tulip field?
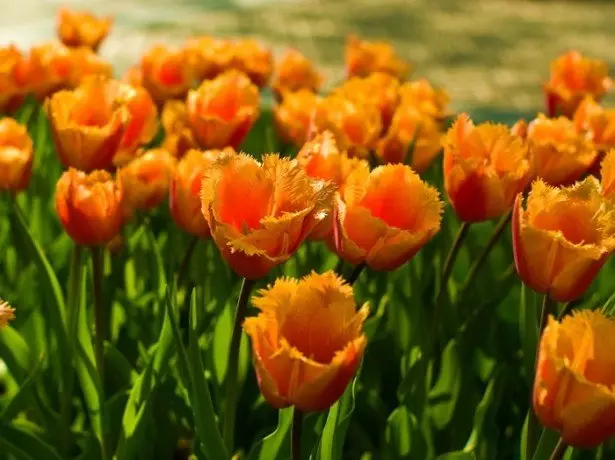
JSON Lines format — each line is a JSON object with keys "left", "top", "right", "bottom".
{"left": 3, "top": 7, "right": 615, "bottom": 460}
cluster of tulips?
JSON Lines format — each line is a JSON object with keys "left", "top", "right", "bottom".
{"left": 2, "top": 6, "right": 615, "bottom": 460}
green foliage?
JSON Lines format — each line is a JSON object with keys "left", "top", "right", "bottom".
{"left": 1, "top": 103, "right": 613, "bottom": 460}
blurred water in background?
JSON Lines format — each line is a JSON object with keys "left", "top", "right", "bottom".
{"left": 1, "top": 0, "right": 614, "bottom": 120}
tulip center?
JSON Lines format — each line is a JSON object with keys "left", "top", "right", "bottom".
{"left": 159, "top": 59, "right": 185, "bottom": 87}
{"left": 71, "top": 95, "right": 113, "bottom": 127}
{"left": 532, "top": 200, "right": 601, "bottom": 245}
{"left": 204, "top": 86, "right": 241, "bottom": 122}
{"left": 280, "top": 287, "right": 356, "bottom": 364}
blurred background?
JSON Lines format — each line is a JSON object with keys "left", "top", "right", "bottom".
{"left": 2, "top": 0, "right": 614, "bottom": 121}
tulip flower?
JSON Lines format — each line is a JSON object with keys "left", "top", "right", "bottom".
{"left": 160, "top": 100, "right": 198, "bottom": 159}
{"left": 573, "top": 96, "right": 615, "bottom": 154}
{"left": 55, "top": 168, "right": 124, "bottom": 246}
{"left": 398, "top": 78, "right": 450, "bottom": 122}
{"left": 243, "top": 271, "right": 368, "bottom": 411}
{"left": 0, "top": 45, "right": 30, "bottom": 113}
{"left": 297, "top": 131, "right": 369, "bottom": 194}
{"left": 512, "top": 177, "right": 615, "bottom": 302}
{"left": 140, "top": 45, "right": 192, "bottom": 104}
{"left": 201, "top": 152, "right": 335, "bottom": 279}
{"left": 534, "top": 310, "right": 615, "bottom": 448}
{"left": 345, "top": 35, "right": 410, "bottom": 80}
{"left": 334, "top": 72, "right": 400, "bottom": 130}
{"left": 46, "top": 76, "right": 129, "bottom": 172}
{"left": 118, "top": 149, "right": 176, "bottom": 216}
{"left": 443, "top": 114, "right": 533, "bottom": 222}
{"left": 170, "top": 148, "right": 231, "bottom": 237}
{"left": 228, "top": 38, "right": 274, "bottom": 88}
{"left": 601, "top": 149, "right": 615, "bottom": 200}
{"left": 184, "top": 36, "right": 233, "bottom": 81}
{"left": 0, "top": 118, "right": 34, "bottom": 192}
{"left": 0, "top": 299, "right": 15, "bottom": 328}
{"left": 332, "top": 164, "right": 443, "bottom": 270}
{"left": 273, "top": 89, "right": 321, "bottom": 147}
{"left": 297, "top": 132, "right": 368, "bottom": 239}
{"left": 527, "top": 114, "right": 597, "bottom": 186}
{"left": 65, "top": 47, "right": 113, "bottom": 89}
{"left": 377, "top": 106, "right": 443, "bottom": 173}
{"left": 272, "top": 49, "right": 322, "bottom": 96}
{"left": 56, "top": 8, "right": 113, "bottom": 52}
{"left": 315, "top": 94, "right": 382, "bottom": 158}
{"left": 112, "top": 83, "right": 159, "bottom": 166}
{"left": 544, "top": 51, "right": 612, "bottom": 118}
{"left": 23, "top": 42, "right": 74, "bottom": 99}
{"left": 187, "top": 70, "right": 260, "bottom": 149}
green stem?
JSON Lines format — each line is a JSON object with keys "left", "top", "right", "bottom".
{"left": 61, "top": 244, "right": 84, "bottom": 457}
{"left": 291, "top": 408, "right": 304, "bottom": 460}
{"left": 550, "top": 438, "right": 568, "bottom": 460}
{"left": 436, "top": 222, "right": 471, "bottom": 304}
{"left": 223, "top": 277, "right": 257, "bottom": 452}
{"left": 347, "top": 263, "right": 366, "bottom": 286}
{"left": 177, "top": 236, "right": 199, "bottom": 288}
{"left": 459, "top": 211, "right": 512, "bottom": 298}
{"left": 90, "top": 245, "right": 108, "bottom": 460}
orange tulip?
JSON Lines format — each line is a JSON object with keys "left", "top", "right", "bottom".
{"left": 55, "top": 168, "right": 124, "bottom": 246}
{"left": 398, "top": 78, "right": 450, "bottom": 122}
{"left": 184, "top": 36, "right": 233, "bottom": 81}
{"left": 0, "top": 45, "right": 29, "bottom": 113}
{"left": 112, "top": 83, "right": 159, "bottom": 166}
{"left": 0, "top": 118, "right": 34, "bottom": 192}
{"left": 527, "top": 114, "right": 597, "bottom": 186}
{"left": 24, "top": 42, "right": 74, "bottom": 99}
{"left": 512, "top": 177, "right": 615, "bottom": 302}
{"left": 534, "top": 310, "right": 615, "bottom": 448}
{"left": 601, "top": 149, "right": 615, "bottom": 199}
{"left": 443, "top": 114, "right": 533, "bottom": 222}
{"left": 297, "top": 131, "right": 369, "bottom": 194}
{"left": 345, "top": 35, "right": 410, "bottom": 80}
{"left": 334, "top": 72, "right": 400, "bottom": 130}
{"left": 544, "top": 50, "right": 612, "bottom": 118}
{"left": 170, "top": 148, "right": 231, "bottom": 237}
{"left": 243, "top": 271, "right": 368, "bottom": 412}
{"left": 56, "top": 8, "right": 113, "bottom": 52}
{"left": 46, "top": 76, "right": 129, "bottom": 172}
{"left": 0, "top": 299, "right": 15, "bottom": 328}
{"left": 227, "top": 38, "right": 274, "bottom": 88}
{"left": 272, "top": 49, "right": 322, "bottom": 96}
{"left": 187, "top": 70, "right": 260, "bottom": 149}
{"left": 140, "top": 45, "right": 192, "bottom": 104}
{"left": 377, "top": 106, "right": 443, "bottom": 173}
{"left": 201, "top": 152, "right": 335, "bottom": 279}
{"left": 273, "top": 89, "right": 321, "bottom": 147}
{"left": 573, "top": 96, "right": 615, "bottom": 154}
{"left": 315, "top": 94, "right": 382, "bottom": 158}
{"left": 66, "top": 46, "right": 113, "bottom": 88}
{"left": 332, "top": 164, "right": 443, "bottom": 270}
{"left": 118, "top": 149, "right": 176, "bottom": 216}
{"left": 160, "top": 100, "right": 198, "bottom": 158}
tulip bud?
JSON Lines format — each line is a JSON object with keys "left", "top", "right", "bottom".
{"left": 55, "top": 168, "right": 124, "bottom": 246}
{"left": 332, "top": 164, "right": 443, "bottom": 270}
{"left": 534, "top": 310, "right": 615, "bottom": 448}
{"left": 0, "top": 118, "right": 34, "bottom": 192}
{"left": 244, "top": 271, "right": 368, "bottom": 411}
{"left": 272, "top": 49, "right": 323, "bottom": 97}
{"left": 56, "top": 8, "right": 113, "bottom": 52}
{"left": 512, "top": 177, "right": 615, "bottom": 302}
{"left": 345, "top": 35, "right": 411, "bottom": 80}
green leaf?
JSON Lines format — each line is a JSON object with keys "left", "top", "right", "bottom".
{"left": 463, "top": 368, "right": 507, "bottom": 460}
{"left": 0, "top": 420, "right": 63, "bottom": 460}
{"left": 436, "top": 452, "right": 477, "bottom": 460}
{"left": 315, "top": 373, "right": 359, "bottom": 460}
{"left": 211, "top": 301, "right": 250, "bottom": 388}
{"left": 0, "top": 354, "right": 45, "bottom": 423}
{"left": 145, "top": 227, "right": 167, "bottom": 300}
{"left": 166, "top": 289, "right": 229, "bottom": 460}
{"left": 0, "top": 325, "right": 31, "bottom": 382}
{"left": 115, "top": 298, "right": 174, "bottom": 460}
{"left": 385, "top": 406, "right": 427, "bottom": 460}
{"left": 247, "top": 408, "right": 293, "bottom": 460}
{"left": 428, "top": 339, "right": 462, "bottom": 429}
{"left": 531, "top": 428, "right": 561, "bottom": 460}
